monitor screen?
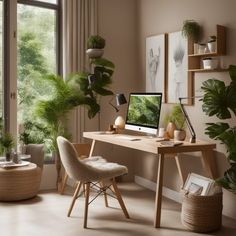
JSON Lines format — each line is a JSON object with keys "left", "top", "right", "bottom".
{"left": 125, "top": 93, "right": 162, "bottom": 135}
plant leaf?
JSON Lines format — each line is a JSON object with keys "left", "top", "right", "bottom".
{"left": 229, "top": 65, "right": 236, "bottom": 83}
{"left": 201, "top": 79, "right": 232, "bottom": 119}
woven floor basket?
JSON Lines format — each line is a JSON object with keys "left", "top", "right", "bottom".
{"left": 181, "top": 192, "right": 223, "bottom": 233}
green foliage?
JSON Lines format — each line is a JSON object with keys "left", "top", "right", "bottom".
{"left": 182, "top": 20, "right": 201, "bottom": 42}
{"left": 0, "top": 132, "right": 15, "bottom": 154}
{"left": 33, "top": 56, "right": 114, "bottom": 152}
{"left": 201, "top": 65, "right": 236, "bottom": 193}
{"left": 164, "top": 104, "right": 185, "bottom": 130}
{"left": 18, "top": 32, "right": 49, "bottom": 80}
{"left": 87, "top": 35, "right": 106, "bottom": 49}
{"left": 208, "top": 35, "right": 217, "bottom": 43}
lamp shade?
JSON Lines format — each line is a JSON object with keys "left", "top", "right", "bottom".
{"left": 116, "top": 94, "right": 127, "bottom": 106}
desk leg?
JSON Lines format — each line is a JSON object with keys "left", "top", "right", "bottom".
{"left": 175, "top": 154, "right": 185, "bottom": 188}
{"left": 154, "top": 153, "right": 165, "bottom": 228}
{"left": 89, "top": 140, "right": 96, "bottom": 157}
{"left": 201, "top": 150, "right": 217, "bottom": 179}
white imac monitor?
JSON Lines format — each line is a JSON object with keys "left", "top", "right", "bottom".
{"left": 125, "top": 93, "right": 162, "bottom": 135}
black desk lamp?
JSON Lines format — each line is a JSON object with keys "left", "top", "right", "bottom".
{"left": 109, "top": 94, "right": 127, "bottom": 112}
{"left": 179, "top": 96, "right": 202, "bottom": 143}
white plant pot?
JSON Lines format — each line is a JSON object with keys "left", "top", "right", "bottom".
{"left": 207, "top": 41, "right": 216, "bottom": 53}
{"left": 86, "top": 48, "right": 104, "bottom": 58}
{"left": 198, "top": 44, "right": 206, "bottom": 54}
{"left": 203, "top": 58, "right": 219, "bottom": 69}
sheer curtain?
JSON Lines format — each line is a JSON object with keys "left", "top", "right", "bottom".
{"left": 56, "top": 0, "right": 98, "bottom": 189}
{"left": 62, "top": 0, "right": 98, "bottom": 142}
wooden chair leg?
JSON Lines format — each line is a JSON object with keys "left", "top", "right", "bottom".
{"left": 99, "top": 181, "right": 108, "bottom": 207}
{"left": 67, "top": 182, "right": 82, "bottom": 217}
{"left": 84, "top": 182, "right": 90, "bottom": 228}
{"left": 111, "top": 178, "right": 130, "bottom": 219}
{"left": 60, "top": 173, "right": 68, "bottom": 195}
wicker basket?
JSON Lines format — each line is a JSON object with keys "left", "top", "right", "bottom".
{"left": 181, "top": 191, "right": 223, "bottom": 233}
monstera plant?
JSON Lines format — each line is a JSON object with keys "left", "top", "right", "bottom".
{"left": 201, "top": 65, "right": 236, "bottom": 193}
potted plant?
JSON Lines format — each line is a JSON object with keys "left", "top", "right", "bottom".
{"left": 86, "top": 35, "right": 106, "bottom": 58}
{"left": 201, "top": 64, "right": 236, "bottom": 193}
{"left": 182, "top": 20, "right": 201, "bottom": 42}
{"left": 208, "top": 35, "right": 217, "bottom": 53}
{"left": 0, "top": 132, "right": 15, "bottom": 161}
{"left": 165, "top": 104, "right": 186, "bottom": 140}
{"left": 202, "top": 57, "right": 219, "bottom": 69}
{"left": 32, "top": 39, "right": 114, "bottom": 188}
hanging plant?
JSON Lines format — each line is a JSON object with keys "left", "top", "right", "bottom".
{"left": 182, "top": 20, "right": 201, "bottom": 42}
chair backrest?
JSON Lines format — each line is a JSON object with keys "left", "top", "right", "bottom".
{"left": 26, "top": 144, "right": 44, "bottom": 169}
{"left": 72, "top": 143, "right": 91, "bottom": 158}
{"left": 57, "top": 136, "right": 97, "bottom": 182}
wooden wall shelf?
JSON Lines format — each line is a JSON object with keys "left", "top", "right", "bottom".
{"left": 188, "top": 68, "right": 228, "bottom": 73}
{"left": 187, "top": 25, "right": 227, "bottom": 90}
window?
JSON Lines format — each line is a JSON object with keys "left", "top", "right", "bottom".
{"left": 0, "top": 1, "right": 3, "bottom": 118}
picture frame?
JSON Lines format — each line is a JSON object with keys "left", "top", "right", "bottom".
{"left": 167, "top": 31, "right": 192, "bottom": 104}
{"left": 146, "top": 34, "right": 167, "bottom": 102}
{"left": 183, "top": 173, "right": 214, "bottom": 196}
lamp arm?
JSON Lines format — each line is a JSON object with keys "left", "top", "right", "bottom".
{"left": 109, "top": 97, "right": 119, "bottom": 112}
{"left": 179, "top": 98, "right": 196, "bottom": 143}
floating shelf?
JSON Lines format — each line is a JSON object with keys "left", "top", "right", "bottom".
{"left": 188, "top": 68, "right": 228, "bottom": 73}
{"left": 188, "top": 52, "right": 223, "bottom": 57}
{"left": 188, "top": 25, "right": 227, "bottom": 75}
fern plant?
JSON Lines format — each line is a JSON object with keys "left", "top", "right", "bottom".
{"left": 201, "top": 65, "right": 236, "bottom": 193}
{"left": 33, "top": 57, "right": 114, "bottom": 152}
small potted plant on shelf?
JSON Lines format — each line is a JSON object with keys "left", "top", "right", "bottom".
{"left": 202, "top": 57, "right": 219, "bottom": 69}
{"left": 165, "top": 104, "right": 186, "bottom": 140}
{"left": 201, "top": 65, "right": 236, "bottom": 193}
{"left": 207, "top": 35, "right": 217, "bottom": 53}
{"left": 86, "top": 35, "right": 106, "bottom": 58}
{"left": 0, "top": 132, "right": 15, "bottom": 162}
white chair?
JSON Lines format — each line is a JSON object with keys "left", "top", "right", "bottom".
{"left": 57, "top": 136, "right": 129, "bottom": 228}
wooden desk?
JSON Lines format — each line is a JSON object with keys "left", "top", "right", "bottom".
{"left": 83, "top": 132, "right": 216, "bottom": 228}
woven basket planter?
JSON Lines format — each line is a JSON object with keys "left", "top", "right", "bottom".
{"left": 181, "top": 192, "right": 223, "bottom": 233}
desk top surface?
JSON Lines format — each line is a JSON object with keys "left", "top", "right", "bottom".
{"left": 83, "top": 132, "right": 216, "bottom": 154}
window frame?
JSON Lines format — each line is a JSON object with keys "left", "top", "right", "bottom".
{"left": 3, "top": 0, "right": 62, "bottom": 131}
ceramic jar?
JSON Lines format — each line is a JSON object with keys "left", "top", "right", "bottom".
{"left": 174, "top": 130, "right": 186, "bottom": 141}
{"left": 166, "top": 122, "right": 176, "bottom": 139}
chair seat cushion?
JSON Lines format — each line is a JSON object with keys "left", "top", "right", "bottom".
{"left": 82, "top": 156, "right": 107, "bottom": 163}
{"left": 84, "top": 160, "right": 128, "bottom": 181}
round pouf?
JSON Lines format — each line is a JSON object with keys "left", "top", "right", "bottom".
{"left": 181, "top": 192, "right": 223, "bottom": 233}
{"left": 0, "top": 163, "right": 41, "bottom": 201}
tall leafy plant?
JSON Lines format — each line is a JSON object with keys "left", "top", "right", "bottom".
{"left": 33, "top": 57, "right": 114, "bottom": 153}
{"left": 201, "top": 65, "right": 236, "bottom": 193}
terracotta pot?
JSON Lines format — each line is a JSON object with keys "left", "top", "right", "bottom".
{"left": 174, "top": 130, "right": 186, "bottom": 141}
{"left": 166, "top": 122, "right": 176, "bottom": 139}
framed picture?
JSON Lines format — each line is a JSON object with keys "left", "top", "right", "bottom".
{"left": 183, "top": 173, "right": 214, "bottom": 196}
{"left": 167, "top": 31, "right": 191, "bottom": 104}
{"left": 146, "top": 34, "right": 166, "bottom": 102}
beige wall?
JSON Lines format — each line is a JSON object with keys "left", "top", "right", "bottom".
{"left": 137, "top": 0, "right": 236, "bottom": 219}
{"left": 90, "top": 0, "right": 140, "bottom": 181}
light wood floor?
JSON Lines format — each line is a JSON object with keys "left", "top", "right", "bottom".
{"left": 0, "top": 183, "right": 235, "bottom": 236}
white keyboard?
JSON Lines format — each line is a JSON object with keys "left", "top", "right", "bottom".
{"left": 116, "top": 135, "right": 140, "bottom": 141}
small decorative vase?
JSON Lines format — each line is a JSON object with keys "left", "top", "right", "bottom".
{"left": 114, "top": 116, "right": 125, "bottom": 130}
{"left": 174, "top": 130, "right": 186, "bottom": 141}
{"left": 166, "top": 122, "right": 176, "bottom": 139}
